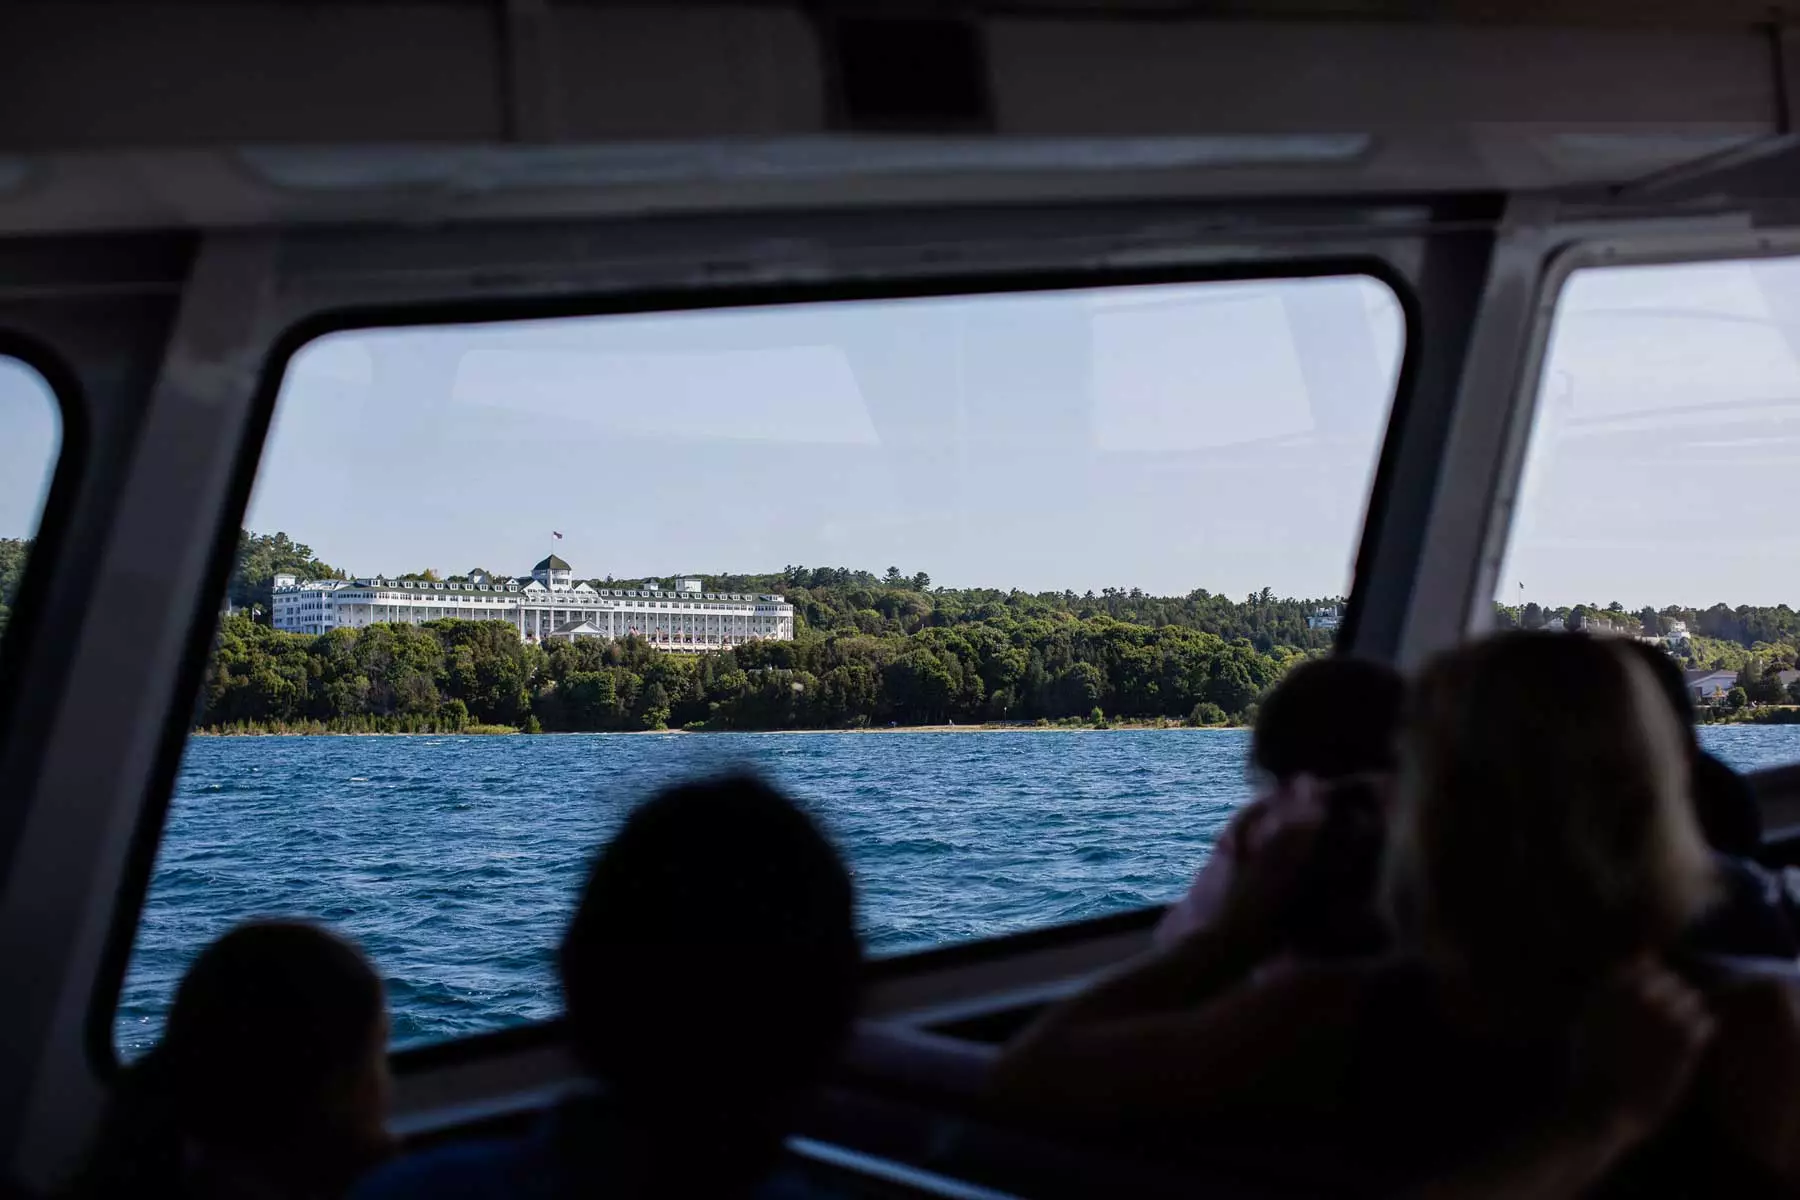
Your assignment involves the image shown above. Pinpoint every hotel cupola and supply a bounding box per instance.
[531,555,573,591]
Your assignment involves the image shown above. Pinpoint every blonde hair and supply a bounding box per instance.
[1384,632,1715,990]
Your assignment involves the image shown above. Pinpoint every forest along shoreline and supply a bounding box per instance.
[185,535,1339,736]
[189,720,1238,737]
[36,530,1799,739]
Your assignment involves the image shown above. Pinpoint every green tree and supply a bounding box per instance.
[885,650,959,723]
[206,542,1800,734]
[1055,662,1109,717]
[638,681,672,730]
[1728,686,1749,711]
[1203,646,1267,718]
[230,530,343,619]
[554,670,623,730]
[0,536,32,642]
[1189,701,1227,726]
[1751,672,1788,705]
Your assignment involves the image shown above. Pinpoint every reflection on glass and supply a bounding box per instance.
[122,275,1407,1051]
[1498,257,1800,747]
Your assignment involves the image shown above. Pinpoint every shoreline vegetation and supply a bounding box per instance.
[177,533,1343,737]
[185,707,1800,737]
[190,717,1222,737]
[11,530,1800,734]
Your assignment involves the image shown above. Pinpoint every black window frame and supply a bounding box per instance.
[0,331,86,817]
[1475,234,1800,650]
[88,254,1423,1076]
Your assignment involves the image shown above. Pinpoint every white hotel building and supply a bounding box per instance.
[272,555,794,650]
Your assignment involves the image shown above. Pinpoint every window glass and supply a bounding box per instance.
[119,275,1405,1052]
[1498,256,1800,772]
[0,356,63,672]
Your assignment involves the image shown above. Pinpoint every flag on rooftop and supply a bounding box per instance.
[552,531,564,540]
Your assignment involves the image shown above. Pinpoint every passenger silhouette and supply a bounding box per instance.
[1621,639,1762,857]
[1156,655,1403,955]
[995,634,1800,1193]
[1619,640,1798,958]
[67,920,392,1200]
[354,773,860,1200]
[1246,655,1405,786]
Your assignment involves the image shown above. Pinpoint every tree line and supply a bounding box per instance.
[1496,598,1800,714]
[0,538,27,642]
[1496,598,1800,653]
[199,608,1309,733]
[195,533,1349,731]
[225,534,1351,655]
[12,528,1800,729]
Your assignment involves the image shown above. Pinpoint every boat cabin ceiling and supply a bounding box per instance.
[9,2,1800,1196]
[6,0,1800,231]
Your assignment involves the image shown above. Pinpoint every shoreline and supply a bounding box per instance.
[191,721,1246,738]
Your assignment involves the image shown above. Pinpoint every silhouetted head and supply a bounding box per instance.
[1387,633,1715,998]
[1619,640,1762,856]
[1248,658,1404,959]
[82,921,390,1198]
[1252,656,1405,785]
[561,774,860,1135]
[1621,640,1699,747]
[1692,751,1763,859]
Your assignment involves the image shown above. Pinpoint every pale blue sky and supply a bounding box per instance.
[6,260,1800,606]
[242,276,1401,598]
[1499,257,1800,610]
[0,357,58,550]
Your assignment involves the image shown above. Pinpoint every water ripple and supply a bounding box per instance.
[116,729,1259,1052]
[114,726,1800,1054]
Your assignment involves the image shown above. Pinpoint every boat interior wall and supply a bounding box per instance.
[0,203,1430,1186]
[19,6,1800,1197]
[4,199,1779,1190]
[4,5,1800,233]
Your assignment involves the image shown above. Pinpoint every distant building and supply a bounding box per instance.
[1307,605,1342,632]
[1683,668,1738,701]
[1656,619,1692,653]
[272,557,794,650]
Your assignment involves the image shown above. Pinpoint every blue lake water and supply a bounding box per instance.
[116,724,1800,1053]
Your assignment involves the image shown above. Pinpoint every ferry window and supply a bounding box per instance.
[0,355,62,676]
[1497,255,1800,774]
[118,273,1405,1053]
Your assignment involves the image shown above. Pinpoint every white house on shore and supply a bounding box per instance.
[1684,668,1739,701]
[271,556,794,650]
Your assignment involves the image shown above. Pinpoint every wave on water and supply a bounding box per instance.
[114,724,1800,1055]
